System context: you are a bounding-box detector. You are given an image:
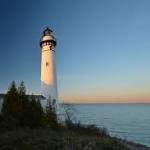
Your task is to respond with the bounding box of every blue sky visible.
[0,0,150,103]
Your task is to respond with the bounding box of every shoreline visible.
[0,126,149,150]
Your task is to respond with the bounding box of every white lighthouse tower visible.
[40,28,58,104]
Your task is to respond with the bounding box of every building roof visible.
[0,94,5,98]
[0,94,46,100]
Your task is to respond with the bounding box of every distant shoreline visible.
[61,102,150,105]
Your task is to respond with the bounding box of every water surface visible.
[73,104,150,146]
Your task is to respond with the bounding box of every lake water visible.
[72,104,150,146]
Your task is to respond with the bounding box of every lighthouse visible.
[40,28,58,103]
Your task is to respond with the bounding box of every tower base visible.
[41,81,58,109]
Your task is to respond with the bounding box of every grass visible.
[0,120,149,150]
[0,124,130,150]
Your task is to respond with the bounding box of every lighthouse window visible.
[46,62,49,67]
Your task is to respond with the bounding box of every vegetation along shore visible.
[0,81,149,150]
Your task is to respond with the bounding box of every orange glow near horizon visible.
[59,94,150,104]
[59,85,150,103]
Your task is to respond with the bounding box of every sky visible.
[0,0,150,103]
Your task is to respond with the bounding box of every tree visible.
[18,81,26,96]
[2,81,20,119]
[61,103,76,126]
[1,81,59,129]
[17,81,30,126]
[1,81,45,128]
[27,96,44,127]
[45,97,58,129]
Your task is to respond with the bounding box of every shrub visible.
[45,99,58,129]
[0,81,48,128]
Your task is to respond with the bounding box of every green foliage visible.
[0,127,138,150]
[63,120,108,137]
[0,81,147,149]
[0,113,3,123]
[0,81,56,128]
[2,81,20,119]
[18,81,32,126]
[45,98,58,129]
[27,97,44,127]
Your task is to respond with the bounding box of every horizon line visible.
[59,101,150,104]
